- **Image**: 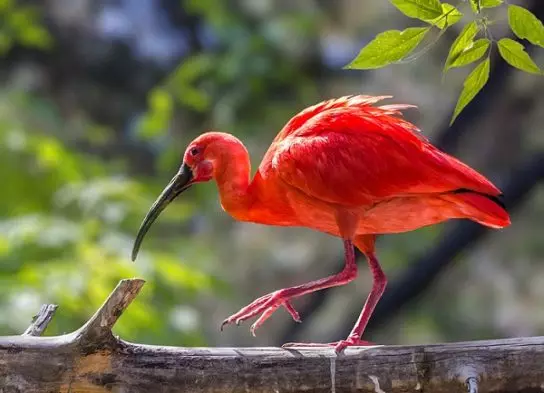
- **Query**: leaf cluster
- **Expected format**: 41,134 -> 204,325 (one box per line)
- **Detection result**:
0,0 -> 53,54
345,0 -> 543,124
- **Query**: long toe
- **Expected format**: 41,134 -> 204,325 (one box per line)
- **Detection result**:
220,290 -> 287,333
283,301 -> 301,323
282,338 -> 375,353
250,305 -> 280,336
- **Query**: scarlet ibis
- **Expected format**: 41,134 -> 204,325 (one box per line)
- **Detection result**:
131,95 -> 510,353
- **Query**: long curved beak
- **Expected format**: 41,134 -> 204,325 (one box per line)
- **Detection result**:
131,163 -> 193,261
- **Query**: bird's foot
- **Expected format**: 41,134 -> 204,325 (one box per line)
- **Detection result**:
282,336 -> 375,354
220,290 -> 301,335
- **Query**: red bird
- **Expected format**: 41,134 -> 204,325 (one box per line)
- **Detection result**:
132,95 -> 510,353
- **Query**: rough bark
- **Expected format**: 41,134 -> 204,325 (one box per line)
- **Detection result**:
1,279 -> 543,392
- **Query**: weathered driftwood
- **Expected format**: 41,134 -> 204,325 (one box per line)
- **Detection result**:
1,279 -> 543,393
22,303 -> 58,337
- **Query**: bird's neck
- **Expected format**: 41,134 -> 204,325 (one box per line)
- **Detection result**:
214,141 -> 255,221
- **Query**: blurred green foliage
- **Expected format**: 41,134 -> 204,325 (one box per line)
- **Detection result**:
0,0 -> 319,347
0,0 -> 52,54
0,89 -> 230,345
0,2 -> 228,344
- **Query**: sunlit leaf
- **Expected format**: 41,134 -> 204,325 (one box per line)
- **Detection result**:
36,139 -> 62,169
175,87 -> 210,112
451,57 -> 490,125
390,0 -> 443,20
165,55 -> 212,112
424,3 -> 463,29
345,27 -> 429,69
149,88 -> 173,115
138,88 -> 174,139
17,25 -> 53,49
482,0 -> 502,6
508,5 -> 544,48
449,38 -> 490,68
444,21 -> 480,71
497,38 -> 541,75
469,0 -> 480,13
469,0 -> 502,13
170,54 -> 214,84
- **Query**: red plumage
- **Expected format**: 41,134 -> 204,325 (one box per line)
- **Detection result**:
254,95 -> 508,234
132,95 -> 510,353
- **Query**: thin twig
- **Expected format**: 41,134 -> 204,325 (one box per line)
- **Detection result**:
23,304 -> 58,337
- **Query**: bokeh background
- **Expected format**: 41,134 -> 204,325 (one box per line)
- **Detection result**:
0,0 -> 542,349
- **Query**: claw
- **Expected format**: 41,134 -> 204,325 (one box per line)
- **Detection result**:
283,301 -> 301,323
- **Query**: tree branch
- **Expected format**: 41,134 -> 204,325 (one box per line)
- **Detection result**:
23,304 -> 58,337
1,278 -> 543,392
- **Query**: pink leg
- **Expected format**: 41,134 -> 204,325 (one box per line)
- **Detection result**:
336,250 -> 387,352
221,239 -> 358,334
283,248 -> 387,353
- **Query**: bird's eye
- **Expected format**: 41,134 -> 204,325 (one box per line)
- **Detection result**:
189,147 -> 200,156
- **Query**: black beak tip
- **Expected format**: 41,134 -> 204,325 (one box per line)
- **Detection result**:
129,164 -> 193,264
131,237 -> 143,262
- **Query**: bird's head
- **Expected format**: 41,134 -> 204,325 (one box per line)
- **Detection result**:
131,132 -> 245,261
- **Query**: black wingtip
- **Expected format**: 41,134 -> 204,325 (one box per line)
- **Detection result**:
453,188 -> 507,210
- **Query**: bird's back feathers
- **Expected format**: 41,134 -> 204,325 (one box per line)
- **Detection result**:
257,95 -> 506,230
273,95 -> 422,143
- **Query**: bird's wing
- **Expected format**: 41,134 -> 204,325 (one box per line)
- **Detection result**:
268,106 -> 500,208
258,95 -> 422,179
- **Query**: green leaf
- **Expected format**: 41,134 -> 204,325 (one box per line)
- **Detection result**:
424,3 -> 463,29
481,0 -> 502,7
469,0 -> 502,13
497,38 -> 541,75
390,0 -> 443,20
451,57 -> 490,125
449,38 -> 490,68
17,25 -> 54,50
137,88 -> 174,139
345,27 -> 429,70
148,88 -> 173,115
508,5 -> 544,48
469,0 -> 481,13
444,21 -> 480,71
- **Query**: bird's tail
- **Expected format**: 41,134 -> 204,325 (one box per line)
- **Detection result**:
443,190 -> 511,229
